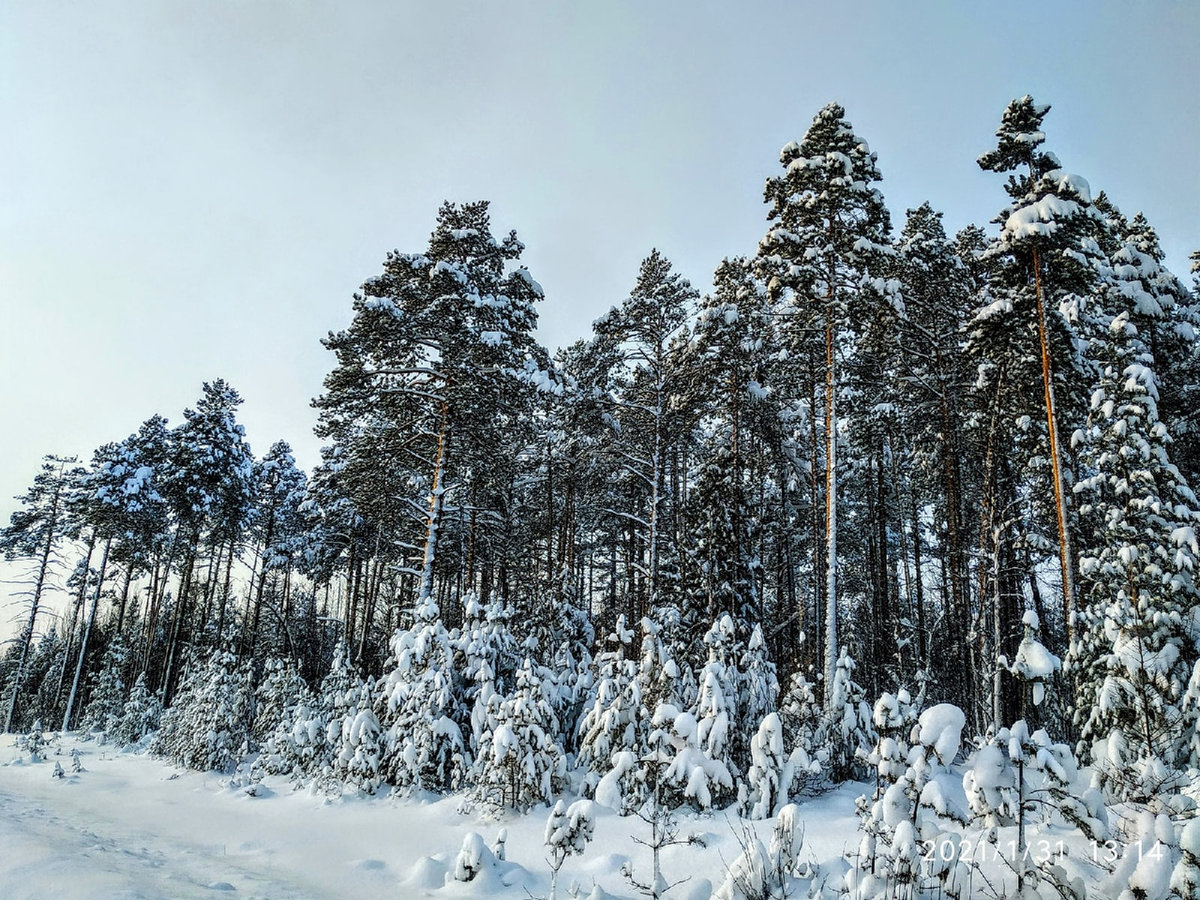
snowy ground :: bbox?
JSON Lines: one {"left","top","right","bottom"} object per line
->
{"left": 0, "top": 733, "right": 863, "bottom": 900}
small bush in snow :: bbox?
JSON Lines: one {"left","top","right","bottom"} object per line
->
{"left": 545, "top": 798, "right": 595, "bottom": 900}
{"left": 151, "top": 651, "right": 254, "bottom": 772}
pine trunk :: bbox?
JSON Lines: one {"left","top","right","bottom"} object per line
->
{"left": 823, "top": 313, "right": 839, "bottom": 704}
{"left": 1031, "top": 246, "right": 1077, "bottom": 640}
{"left": 63, "top": 536, "right": 111, "bottom": 731}
{"left": 3, "top": 470, "right": 65, "bottom": 732}
{"left": 418, "top": 395, "right": 451, "bottom": 610}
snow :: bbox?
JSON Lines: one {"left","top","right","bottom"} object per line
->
{"left": 1125, "top": 841, "right": 1172, "bottom": 900}
{"left": 916, "top": 704, "right": 965, "bottom": 765}
{"left": 0, "top": 733, "right": 873, "bottom": 900}
{"left": 1184, "top": 819, "right": 1200, "bottom": 857}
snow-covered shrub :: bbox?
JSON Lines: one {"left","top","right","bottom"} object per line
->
{"left": 650, "top": 702, "right": 734, "bottom": 811}
{"left": 110, "top": 673, "right": 162, "bottom": 746}
{"left": 849, "top": 703, "right": 967, "bottom": 900}
{"left": 454, "top": 831, "right": 494, "bottom": 882}
{"left": 962, "top": 719, "right": 1088, "bottom": 897}
{"left": 545, "top": 799, "right": 596, "bottom": 900}
{"left": 816, "top": 647, "right": 875, "bottom": 781}
{"left": 16, "top": 718, "right": 48, "bottom": 761}
{"left": 151, "top": 650, "right": 254, "bottom": 772}
{"left": 1007, "top": 610, "right": 1061, "bottom": 709}
{"left": 470, "top": 657, "right": 565, "bottom": 812}
{"left": 742, "top": 712, "right": 787, "bottom": 820}
{"left": 715, "top": 803, "right": 812, "bottom": 900}
{"left": 379, "top": 597, "right": 467, "bottom": 793}
{"left": 1172, "top": 818, "right": 1200, "bottom": 900}
{"left": 81, "top": 636, "right": 129, "bottom": 734}
{"left": 332, "top": 676, "right": 382, "bottom": 794}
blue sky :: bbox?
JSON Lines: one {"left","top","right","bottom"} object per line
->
{"left": 1, "top": 0, "right": 1197, "bottom": 547}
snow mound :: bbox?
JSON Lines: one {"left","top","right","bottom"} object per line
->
{"left": 916, "top": 704, "right": 964, "bottom": 764}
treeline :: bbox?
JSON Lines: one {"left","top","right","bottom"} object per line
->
{"left": 3, "top": 96, "right": 1200, "bottom": 787}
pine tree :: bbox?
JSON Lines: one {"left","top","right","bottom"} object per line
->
{"left": 158, "top": 381, "right": 255, "bottom": 702}
{"left": 111, "top": 672, "right": 162, "bottom": 746}
{"left": 314, "top": 201, "right": 549, "bottom": 618}
{"left": 680, "top": 258, "right": 774, "bottom": 645}
{"left": 817, "top": 647, "right": 875, "bottom": 781}
{"left": 891, "top": 204, "right": 976, "bottom": 700}
{"left": 544, "top": 798, "right": 596, "bottom": 900}
{"left": 1070, "top": 223, "right": 1200, "bottom": 774}
{"left": 692, "top": 613, "right": 742, "bottom": 785}
{"left": 1, "top": 456, "right": 79, "bottom": 732}
{"left": 976, "top": 96, "right": 1102, "bottom": 641}
{"left": 756, "top": 102, "right": 894, "bottom": 698}
{"left": 81, "top": 633, "right": 130, "bottom": 733}
{"left": 251, "top": 657, "right": 306, "bottom": 746}
{"left": 151, "top": 649, "right": 254, "bottom": 771}
{"left": 577, "top": 616, "right": 641, "bottom": 793}
{"left": 244, "top": 442, "right": 308, "bottom": 656}
{"left": 588, "top": 249, "right": 698, "bottom": 623}
{"left": 471, "top": 657, "right": 566, "bottom": 812}
{"left": 332, "top": 674, "right": 383, "bottom": 793}
{"left": 378, "top": 596, "right": 467, "bottom": 793}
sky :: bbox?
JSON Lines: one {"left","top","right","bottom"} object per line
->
{"left": 1, "top": 1, "right": 1197, "bottom": 585}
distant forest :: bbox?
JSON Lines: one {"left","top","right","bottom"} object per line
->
{"left": 4, "top": 96, "right": 1199, "bottom": 795}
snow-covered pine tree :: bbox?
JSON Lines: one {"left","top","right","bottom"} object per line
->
{"left": 692, "top": 613, "right": 741, "bottom": 786}
{"left": 738, "top": 625, "right": 779, "bottom": 757}
{"left": 332, "top": 674, "right": 382, "bottom": 794}
{"left": 849, "top": 704, "right": 967, "bottom": 900}
{"left": 81, "top": 634, "right": 130, "bottom": 734}
{"left": 816, "top": 647, "right": 875, "bottom": 781}
{"left": 635, "top": 616, "right": 689, "bottom": 726}
{"left": 314, "top": 201, "right": 550, "bottom": 621}
{"left": 151, "top": 649, "right": 254, "bottom": 771}
{"left": 544, "top": 798, "right": 596, "bottom": 900}
{"left": 1070, "top": 222, "right": 1200, "bottom": 779}
{"left": 588, "top": 250, "right": 698, "bottom": 623}
{"left": 647, "top": 702, "right": 734, "bottom": 811}
{"left": 539, "top": 573, "right": 594, "bottom": 757}
{"left": 251, "top": 657, "right": 307, "bottom": 746}
{"left": 111, "top": 672, "right": 162, "bottom": 746}
{"left": 1110, "top": 209, "right": 1200, "bottom": 494}
{"left": 679, "top": 257, "right": 773, "bottom": 648}
{"left": 1006, "top": 610, "right": 1061, "bottom": 725}
{"left": 577, "top": 615, "right": 641, "bottom": 795}
{"left": 244, "top": 441, "right": 308, "bottom": 656}
{"left": 779, "top": 664, "right": 821, "bottom": 759}
{"left": 742, "top": 711, "right": 788, "bottom": 820}
{"left": 65, "top": 432, "right": 164, "bottom": 731}
{"left": 1172, "top": 819, "right": 1200, "bottom": 900}
{"left": 470, "top": 656, "right": 565, "bottom": 812}
{"left": 158, "top": 380, "right": 255, "bottom": 704}
{"left": 976, "top": 96, "right": 1103, "bottom": 647}
{"left": 1179, "top": 661, "right": 1200, "bottom": 770}
{"left": 0, "top": 456, "right": 79, "bottom": 733}
{"left": 891, "top": 204, "right": 976, "bottom": 703}
{"left": 263, "top": 641, "right": 354, "bottom": 781}
{"left": 378, "top": 596, "right": 467, "bottom": 793}
{"left": 756, "top": 102, "right": 894, "bottom": 697}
